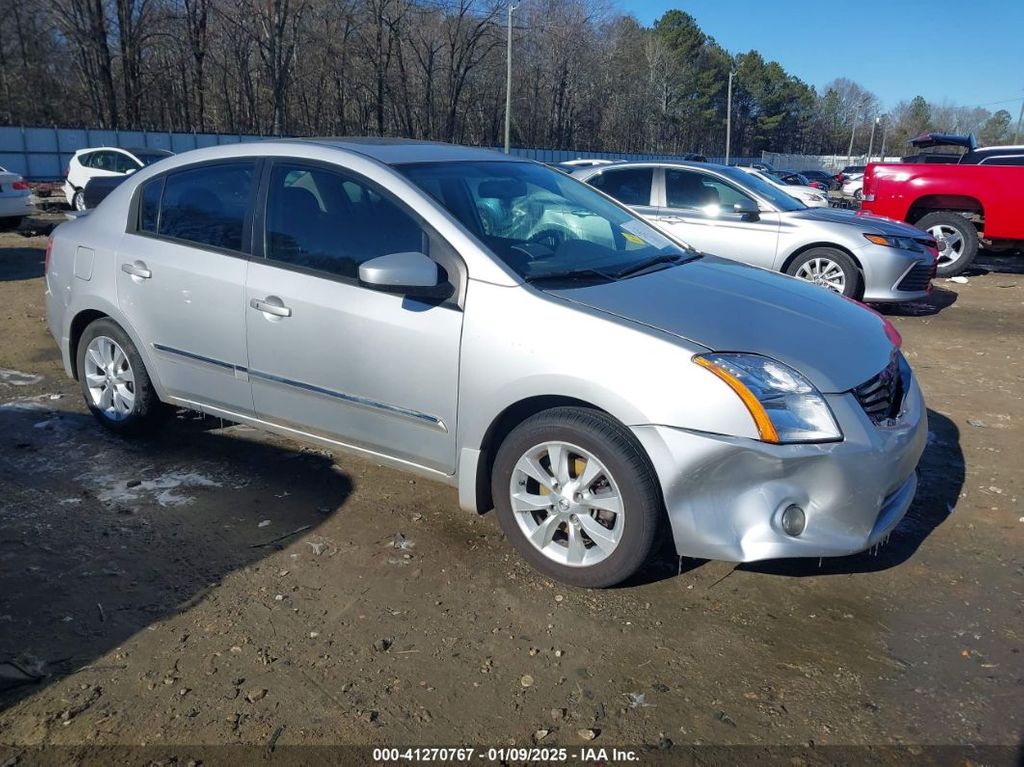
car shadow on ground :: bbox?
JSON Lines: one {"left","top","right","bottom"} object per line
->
{"left": 0, "top": 241, "right": 45, "bottom": 282}
{"left": 0, "top": 404, "right": 352, "bottom": 713}
{"left": 964, "top": 248, "right": 1024, "bottom": 277}
{"left": 875, "top": 286, "right": 958, "bottom": 318}
{"left": 625, "top": 409, "right": 962, "bottom": 586}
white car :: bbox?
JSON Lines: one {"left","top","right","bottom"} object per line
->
{"left": 842, "top": 175, "right": 865, "bottom": 202}
{"left": 0, "top": 166, "right": 34, "bottom": 228}
{"left": 735, "top": 166, "right": 829, "bottom": 208}
{"left": 63, "top": 147, "right": 173, "bottom": 210}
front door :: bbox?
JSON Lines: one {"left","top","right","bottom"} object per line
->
{"left": 652, "top": 168, "right": 780, "bottom": 269}
{"left": 115, "top": 160, "right": 257, "bottom": 414}
{"left": 244, "top": 161, "right": 463, "bottom": 474}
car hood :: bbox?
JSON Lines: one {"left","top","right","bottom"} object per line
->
{"left": 784, "top": 207, "right": 928, "bottom": 237}
{"left": 546, "top": 256, "right": 896, "bottom": 393}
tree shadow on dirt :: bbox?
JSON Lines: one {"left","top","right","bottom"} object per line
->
{"left": 738, "top": 409, "right": 963, "bottom": 578}
{"left": 0, "top": 403, "right": 351, "bottom": 713}
{"left": 0, "top": 242, "right": 45, "bottom": 282}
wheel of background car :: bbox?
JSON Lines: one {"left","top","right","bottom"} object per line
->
{"left": 853, "top": 188, "right": 863, "bottom": 202}
{"left": 76, "top": 318, "right": 165, "bottom": 436}
{"left": 72, "top": 190, "right": 86, "bottom": 211}
{"left": 491, "top": 406, "right": 663, "bottom": 588}
{"left": 917, "top": 211, "right": 979, "bottom": 277}
{"left": 787, "top": 247, "right": 862, "bottom": 298}
{"left": 0, "top": 216, "right": 23, "bottom": 231}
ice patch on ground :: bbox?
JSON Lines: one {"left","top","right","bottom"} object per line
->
{"left": 82, "top": 470, "right": 223, "bottom": 507}
{"left": 0, "top": 369, "right": 43, "bottom": 386}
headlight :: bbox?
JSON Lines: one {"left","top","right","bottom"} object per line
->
{"left": 863, "top": 233, "right": 924, "bottom": 251}
{"left": 694, "top": 353, "right": 842, "bottom": 444}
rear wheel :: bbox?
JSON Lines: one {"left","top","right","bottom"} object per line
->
{"left": 491, "top": 407, "right": 663, "bottom": 588}
{"left": 918, "top": 211, "right": 978, "bottom": 277}
{"left": 72, "top": 189, "right": 86, "bottom": 211}
{"left": 786, "top": 247, "right": 862, "bottom": 298}
{"left": 77, "top": 318, "right": 164, "bottom": 436}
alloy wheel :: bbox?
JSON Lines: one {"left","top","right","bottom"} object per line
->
{"left": 795, "top": 257, "right": 846, "bottom": 292}
{"left": 509, "top": 441, "right": 624, "bottom": 568}
{"left": 927, "top": 224, "right": 964, "bottom": 268}
{"left": 83, "top": 335, "right": 136, "bottom": 420}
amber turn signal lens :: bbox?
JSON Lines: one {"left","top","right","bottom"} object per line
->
{"left": 694, "top": 357, "right": 780, "bottom": 444}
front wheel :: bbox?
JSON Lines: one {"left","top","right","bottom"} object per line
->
{"left": 917, "top": 211, "right": 979, "bottom": 277}
{"left": 72, "top": 189, "right": 86, "bottom": 211}
{"left": 786, "top": 247, "right": 862, "bottom": 298}
{"left": 77, "top": 318, "right": 165, "bottom": 436}
{"left": 491, "top": 407, "right": 663, "bottom": 588}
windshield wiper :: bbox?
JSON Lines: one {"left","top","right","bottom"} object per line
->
{"left": 613, "top": 252, "right": 700, "bottom": 279}
{"left": 523, "top": 267, "right": 617, "bottom": 284}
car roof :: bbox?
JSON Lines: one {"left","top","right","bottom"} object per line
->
{"left": 288, "top": 137, "right": 516, "bottom": 165}
{"left": 124, "top": 147, "right": 174, "bottom": 156}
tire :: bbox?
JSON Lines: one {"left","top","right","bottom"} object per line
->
{"left": 491, "top": 407, "right": 663, "bottom": 588}
{"left": 72, "top": 189, "right": 86, "bottom": 211}
{"left": 786, "top": 247, "right": 862, "bottom": 298}
{"left": 0, "top": 216, "right": 24, "bottom": 231}
{"left": 76, "top": 318, "right": 164, "bottom": 436}
{"left": 917, "top": 211, "right": 979, "bottom": 277}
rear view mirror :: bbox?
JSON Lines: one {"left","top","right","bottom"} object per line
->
{"left": 733, "top": 201, "right": 760, "bottom": 221}
{"left": 359, "top": 252, "right": 451, "bottom": 299}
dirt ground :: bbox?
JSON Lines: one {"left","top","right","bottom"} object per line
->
{"left": 0, "top": 225, "right": 1021, "bottom": 763}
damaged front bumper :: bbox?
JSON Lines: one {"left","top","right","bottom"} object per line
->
{"left": 632, "top": 375, "right": 928, "bottom": 562}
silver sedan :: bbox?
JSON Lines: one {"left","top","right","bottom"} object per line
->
{"left": 45, "top": 140, "right": 926, "bottom": 587}
{"left": 573, "top": 162, "right": 937, "bottom": 302}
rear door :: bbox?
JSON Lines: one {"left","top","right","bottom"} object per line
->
{"left": 651, "top": 167, "right": 780, "bottom": 269}
{"left": 115, "top": 160, "right": 257, "bottom": 414}
{"left": 244, "top": 160, "right": 463, "bottom": 473}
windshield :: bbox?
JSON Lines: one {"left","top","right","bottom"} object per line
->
{"left": 723, "top": 167, "right": 806, "bottom": 211}
{"left": 399, "top": 161, "right": 693, "bottom": 280}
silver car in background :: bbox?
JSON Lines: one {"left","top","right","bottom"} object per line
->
{"left": 45, "top": 139, "right": 926, "bottom": 587}
{"left": 573, "top": 162, "right": 937, "bottom": 301}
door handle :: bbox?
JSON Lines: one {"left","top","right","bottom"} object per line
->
{"left": 250, "top": 297, "right": 292, "bottom": 318}
{"left": 121, "top": 262, "right": 151, "bottom": 279}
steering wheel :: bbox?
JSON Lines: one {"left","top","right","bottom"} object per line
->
{"left": 528, "top": 228, "right": 567, "bottom": 251}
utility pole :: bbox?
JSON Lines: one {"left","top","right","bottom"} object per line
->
{"left": 1016, "top": 94, "right": 1024, "bottom": 144}
{"left": 725, "top": 70, "right": 735, "bottom": 164}
{"left": 504, "top": 2, "right": 518, "bottom": 154}
{"left": 846, "top": 109, "right": 861, "bottom": 166}
{"left": 878, "top": 116, "right": 888, "bottom": 161}
{"left": 866, "top": 116, "right": 879, "bottom": 163}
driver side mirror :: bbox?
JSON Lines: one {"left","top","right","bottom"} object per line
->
{"left": 732, "top": 200, "right": 760, "bottom": 221}
{"left": 359, "top": 251, "right": 452, "bottom": 299}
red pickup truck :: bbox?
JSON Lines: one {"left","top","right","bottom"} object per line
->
{"left": 861, "top": 134, "right": 1024, "bottom": 276}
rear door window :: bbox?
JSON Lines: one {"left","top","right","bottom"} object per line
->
{"left": 158, "top": 163, "right": 255, "bottom": 252}
{"left": 589, "top": 168, "right": 654, "bottom": 206}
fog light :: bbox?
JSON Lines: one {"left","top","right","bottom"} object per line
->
{"left": 781, "top": 505, "right": 806, "bottom": 537}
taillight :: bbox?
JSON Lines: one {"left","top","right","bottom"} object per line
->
{"left": 45, "top": 237, "right": 54, "bottom": 273}
{"left": 64, "top": 166, "right": 70, "bottom": 178}
{"left": 862, "top": 167, "right": 875, "bottom": 202}
{"left": 12, "top": 180, "right": 29, "bottom": 191}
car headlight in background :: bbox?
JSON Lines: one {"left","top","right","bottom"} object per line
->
{"left": 694, "top": 353, "right": 842, "bottom": 444}
{"left": 863, "top": 233, "right": 926, "bottom": 252}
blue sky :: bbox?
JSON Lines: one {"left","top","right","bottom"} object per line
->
{"left": 621, "top": 1, "right": 1024, "bottom": 112}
